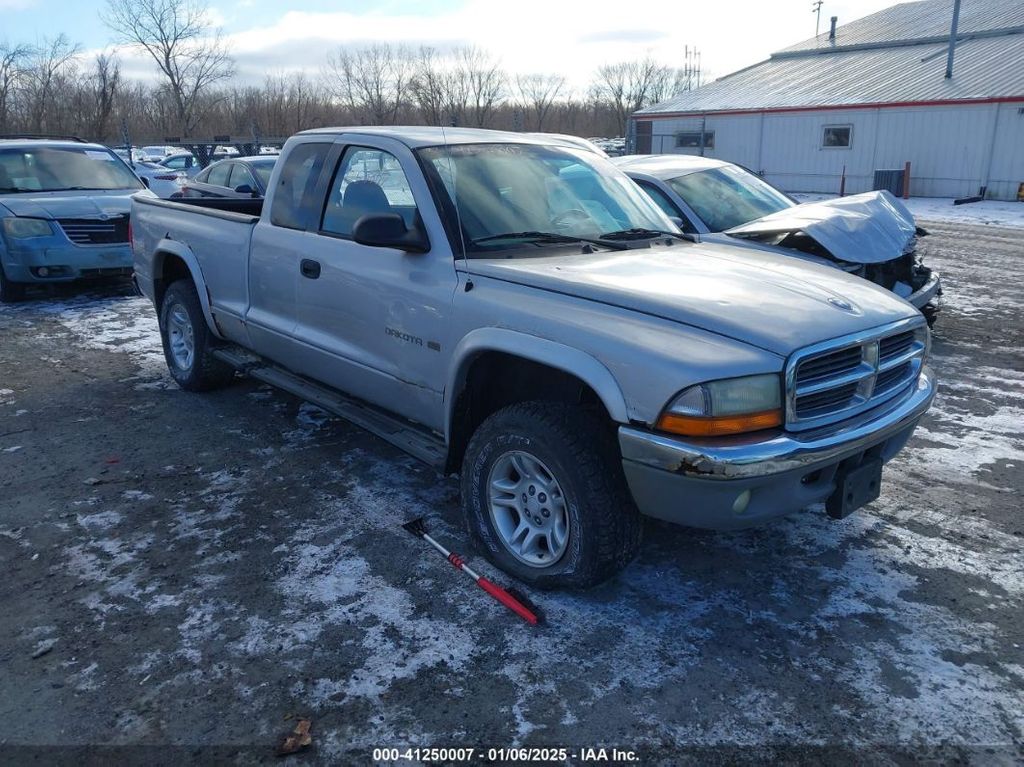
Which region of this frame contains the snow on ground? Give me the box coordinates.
[792,193,1024,229]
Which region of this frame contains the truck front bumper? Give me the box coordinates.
[619,368,936,530]
[907,270,942,311]
[3,242,133,283]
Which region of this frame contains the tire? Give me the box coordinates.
[0,264,26,303]
[461,401,642,589]
[159,279,235,391]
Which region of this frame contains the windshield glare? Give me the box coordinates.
[0,147,144,193]
[418,143,675,254]
[667,165,793,232]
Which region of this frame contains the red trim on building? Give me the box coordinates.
[638,96,1024,120]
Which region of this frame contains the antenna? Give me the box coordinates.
[812,0,824,36]
[439,124,468,263]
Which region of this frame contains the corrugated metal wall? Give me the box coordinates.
[643,103,1024,200]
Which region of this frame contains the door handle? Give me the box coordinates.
[300,259,321,279]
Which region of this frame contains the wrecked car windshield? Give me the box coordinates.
[668,165,793,232]
[418,142,674,255]
[0,147,144,193]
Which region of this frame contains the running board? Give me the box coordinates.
[213,346,447,469]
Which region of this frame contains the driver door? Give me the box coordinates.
[290,141,457,430]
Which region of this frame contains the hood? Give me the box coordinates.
[0,189,141,220]
[726,190,917,265]
[468,242,918,356]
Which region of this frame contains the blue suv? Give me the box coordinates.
[0,136,152,302]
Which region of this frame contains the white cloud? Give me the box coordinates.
[84,0,901,92]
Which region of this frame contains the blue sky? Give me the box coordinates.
[0,0,899,88]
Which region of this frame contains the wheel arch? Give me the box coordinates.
[444,328,630,473]
[151,242,220,337]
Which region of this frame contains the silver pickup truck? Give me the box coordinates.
[132,127,936,588]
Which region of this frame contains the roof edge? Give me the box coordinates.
[634,95,1024,119]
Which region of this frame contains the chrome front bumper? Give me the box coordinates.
[618,368,935,529]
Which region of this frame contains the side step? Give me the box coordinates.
[213,346,447,469]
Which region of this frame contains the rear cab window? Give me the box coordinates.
[269,142,331,230]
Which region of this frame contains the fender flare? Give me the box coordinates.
[444,327,630,441]
[152,240,221,337]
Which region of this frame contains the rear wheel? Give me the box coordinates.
[0,264,26,303]
[159,279,234,391]
[461,401,642,589]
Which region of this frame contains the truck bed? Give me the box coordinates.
[134,194,263,222]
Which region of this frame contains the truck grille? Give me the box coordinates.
[786,319,928,431]
[57,216,129,245]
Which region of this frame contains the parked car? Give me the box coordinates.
[131,160,187,199]
[132,127,935,588]
[0,137,151,301]
[157,152,199,179]
[179,156,277,199]
[138,145,176,162]
[615,155,942,324]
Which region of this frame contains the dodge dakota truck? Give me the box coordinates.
[131,127,936,588]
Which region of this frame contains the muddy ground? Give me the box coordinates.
[0,221,1021,765]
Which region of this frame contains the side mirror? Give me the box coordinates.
[668,216,684,229]
[140,176,151,188]
[234,184,257,196]
[352,213,429,253]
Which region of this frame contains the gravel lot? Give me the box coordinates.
[1,220,1021,764]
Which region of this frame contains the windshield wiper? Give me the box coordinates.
[470,231,627,250]
[41,186,112,192]
[600,227,696,243]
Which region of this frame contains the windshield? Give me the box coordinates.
[417,142,674,255]
[0,147,144,193]
[667,165,793,232]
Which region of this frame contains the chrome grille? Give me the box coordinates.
[786,319,929,431]
[57,216,129,245]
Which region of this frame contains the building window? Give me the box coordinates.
[822,125,852,148]
[676,131,715,149]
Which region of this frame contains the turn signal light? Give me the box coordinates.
[656,409,783,437]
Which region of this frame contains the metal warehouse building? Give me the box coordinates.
[630,0,1024,200]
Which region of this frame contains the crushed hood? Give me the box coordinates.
[726,190,917,265]
[0,189,140,220]
[468,241,918,356]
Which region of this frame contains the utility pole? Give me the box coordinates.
[813,0,824,36]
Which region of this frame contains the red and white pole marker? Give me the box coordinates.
[402,518,540,626]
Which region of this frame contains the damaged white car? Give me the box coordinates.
[615,155,942,325]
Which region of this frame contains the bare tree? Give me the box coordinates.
[23,36,80,133]
[102,0,234,136]
[0,43,31,133]
[458,47,504,128]
[515,73,565,132]
[88,52,121,141]
[325,43,411,125]
[592,58,680,136]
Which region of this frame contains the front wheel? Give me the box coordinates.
[159,279,235,391]
[0,264,26,303]
[461,401,642,589]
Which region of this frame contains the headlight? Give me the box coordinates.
[2,217,54,239]
[657,373,783,437]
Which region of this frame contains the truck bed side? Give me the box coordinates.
[131,194,260,338]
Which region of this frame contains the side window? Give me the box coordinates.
[270,142,331,230]
[636,180,696,232]
[321,147,417,238]
[164,156,184,169]
[228,164,255,190]
[206,162,231,187]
